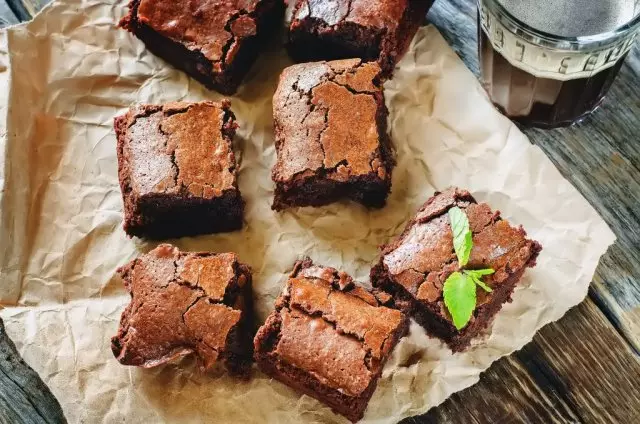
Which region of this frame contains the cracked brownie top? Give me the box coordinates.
[272,59,389,184]
[118,101,238,199]
[293,0,408,29]
[258,258,407,396]
[130,0,263,70]
[380,187,542,311]
[111,244,252,374]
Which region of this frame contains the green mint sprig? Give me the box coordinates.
[443,207,495,330]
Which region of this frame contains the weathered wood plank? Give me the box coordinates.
[410,298,640,423]
[6,0,48,20]
[408,355,580,424]
[4,0,30,21]
[0,0,18,28]
[517,298,640,423]
[1,0,639,423]
[427,0,480,74]
[20,0,48,15]
[0,318,67,424]
[427,2,640,420]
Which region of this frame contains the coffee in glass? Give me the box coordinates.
[478,0,640,128]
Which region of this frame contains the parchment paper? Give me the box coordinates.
[0,1,616,423]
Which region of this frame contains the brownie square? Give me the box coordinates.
[254,258,409,422]
[287,0,435,75]
[115,101,244,239]
[111,244,254,376]
[371,187,543,352]
[120,0,285,95]
[271,59,394,211]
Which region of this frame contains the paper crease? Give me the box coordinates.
[0,1,615,423]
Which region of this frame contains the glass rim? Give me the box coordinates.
[481,0,640,49]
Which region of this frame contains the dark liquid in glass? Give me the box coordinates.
[478,18,628,128]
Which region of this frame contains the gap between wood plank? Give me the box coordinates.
[589,284,640,356]
[5,0,31,22]
[0,319,67,424]
[410,298,640,423]
[0,0,18,26]
[408,353,582,424]
[516,298,640,423]
[1,1,637,423]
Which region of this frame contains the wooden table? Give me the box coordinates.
[1,0,639,423]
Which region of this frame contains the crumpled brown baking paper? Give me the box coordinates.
[0,1,616,422]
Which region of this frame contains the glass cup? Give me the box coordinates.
[478,0,640,128]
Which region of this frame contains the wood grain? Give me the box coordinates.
[409,298,640,424]
[408,355,580,424]
[424,0,640,420]
[5,0,44,20]
[517,298,640,423]
[0,0,639,423]
[0,0,18,27]
[0,318,67,424]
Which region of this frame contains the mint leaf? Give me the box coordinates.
[448,207,472,267]
[469,275,492,292]
[443,271,476,330]
[465,269,495,277]
[465,269,494,293]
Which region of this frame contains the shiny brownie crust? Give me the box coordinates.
[111,244,254,376]
[287,0,435,76]
[254,258,408,422]
[271,59,394,211]
[371,187,542,352]
[120,0,285,95]
[115,101,244,239]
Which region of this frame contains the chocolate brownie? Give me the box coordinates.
[287,0,435,76]
[272,59,394,211]
[111,244,253,376]
[371,187,543,352]
[254,258,408,422]
[120,0,285,95]
[115,101,244,239]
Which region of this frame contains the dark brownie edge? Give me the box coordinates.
[371,189,543,352]
[111,250,255,376]
[254,259,410,422]
[121,0,220,91]
[377,0,435,74]
[214,0,286,94]
[254,313,374,422]
[223,262,255,376]
[120,0,285,95]
[272,173,391,211]
[287,0,435,76]
[271,62,394,211]
[128,185,244,240]
[114,102,245,240]
[287,17,385,69]
[371,261,521,352]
